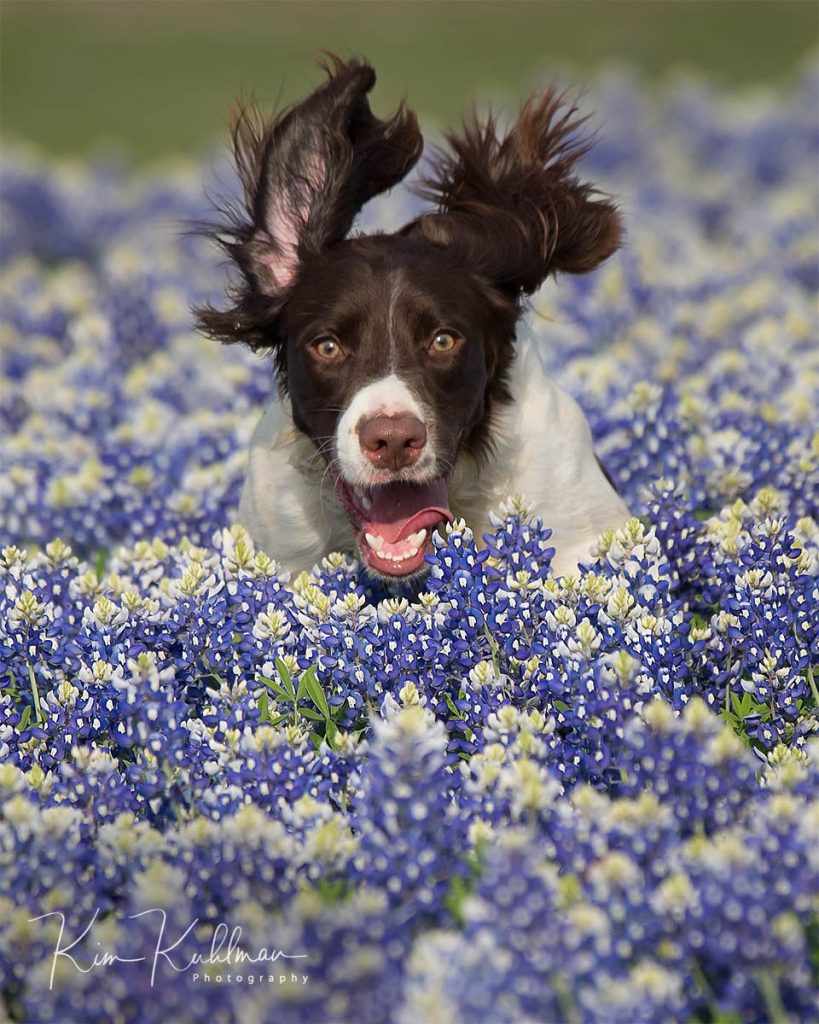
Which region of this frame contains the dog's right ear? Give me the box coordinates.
[196,56,422,350]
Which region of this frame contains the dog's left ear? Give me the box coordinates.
[196,56,422,350]
[403,88,622,297]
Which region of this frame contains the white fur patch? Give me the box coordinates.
[447,338,629,576]
[238,401,353,571]
[335,374,437,485]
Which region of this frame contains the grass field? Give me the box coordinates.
[2,0,818,162]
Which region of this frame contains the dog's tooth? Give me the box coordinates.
[407,530,426,547]
[367,537,423,563]
[361,494,372,510]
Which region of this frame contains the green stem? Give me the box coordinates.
[756,970,788,1024]
[27,661,44,725]
[483,623,500,678]
[690,959,719,1020]
[723,654,734,715]
[550,972,578,1023]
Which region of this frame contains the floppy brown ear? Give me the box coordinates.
[403,88,622,295]
[196,56,423,349]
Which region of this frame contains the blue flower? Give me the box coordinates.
[2,68,819,1022]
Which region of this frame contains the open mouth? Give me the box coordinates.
[334,475,453,577]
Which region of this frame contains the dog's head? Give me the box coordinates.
[196,57,622,580]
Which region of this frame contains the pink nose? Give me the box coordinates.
[359,413,427,471]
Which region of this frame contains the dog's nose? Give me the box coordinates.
[359,413,427,470]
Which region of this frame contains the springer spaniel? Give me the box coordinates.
[197,57,629,583]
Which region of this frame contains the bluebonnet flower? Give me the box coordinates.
[2,68,819,1023]
[351,690,470,926]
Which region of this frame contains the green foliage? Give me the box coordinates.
[3,1,815,162]
[316,877,349,905]
[442,851,484,927]
[719,690,769,741]
[258,659,346,749]
[94,547,109,577]
[444,687,476,761]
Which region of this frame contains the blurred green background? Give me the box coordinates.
[2,0,817,163]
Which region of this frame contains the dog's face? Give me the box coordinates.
[282,234,512,576]
[196,57,622,579]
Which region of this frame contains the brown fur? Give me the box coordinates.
[404,89,622,293]
[194,56,623,472]
[195,57,422,359]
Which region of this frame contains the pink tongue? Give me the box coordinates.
[363,480,452,544]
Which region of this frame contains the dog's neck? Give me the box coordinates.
[237,337,628,578]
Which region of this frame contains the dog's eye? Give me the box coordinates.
[313,337,343,361]
[429,330,461,354]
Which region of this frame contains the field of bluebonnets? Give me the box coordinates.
[1,64,818,1023]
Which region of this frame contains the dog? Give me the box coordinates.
[196,56,629,583]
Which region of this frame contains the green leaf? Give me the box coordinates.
[309,731,324,750]
[558,873,583,904]
[298,707,326,722]
[444,694,463,719]
[94,547,109,576]
[317,877,348,904]
[296,669,311,703]
[258,688,270,723]
[275,658,296,700]
[482,622,500,675]
[325,719,339,749]
[554,700,571,713]
[303,665,331,718]
[259,676,292,703]
[730,691,753,717]
[3,667,19,697]
[730,690,771,722]
[18,704,31,732]
[443,874,476,927]
[27,661,43,725]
